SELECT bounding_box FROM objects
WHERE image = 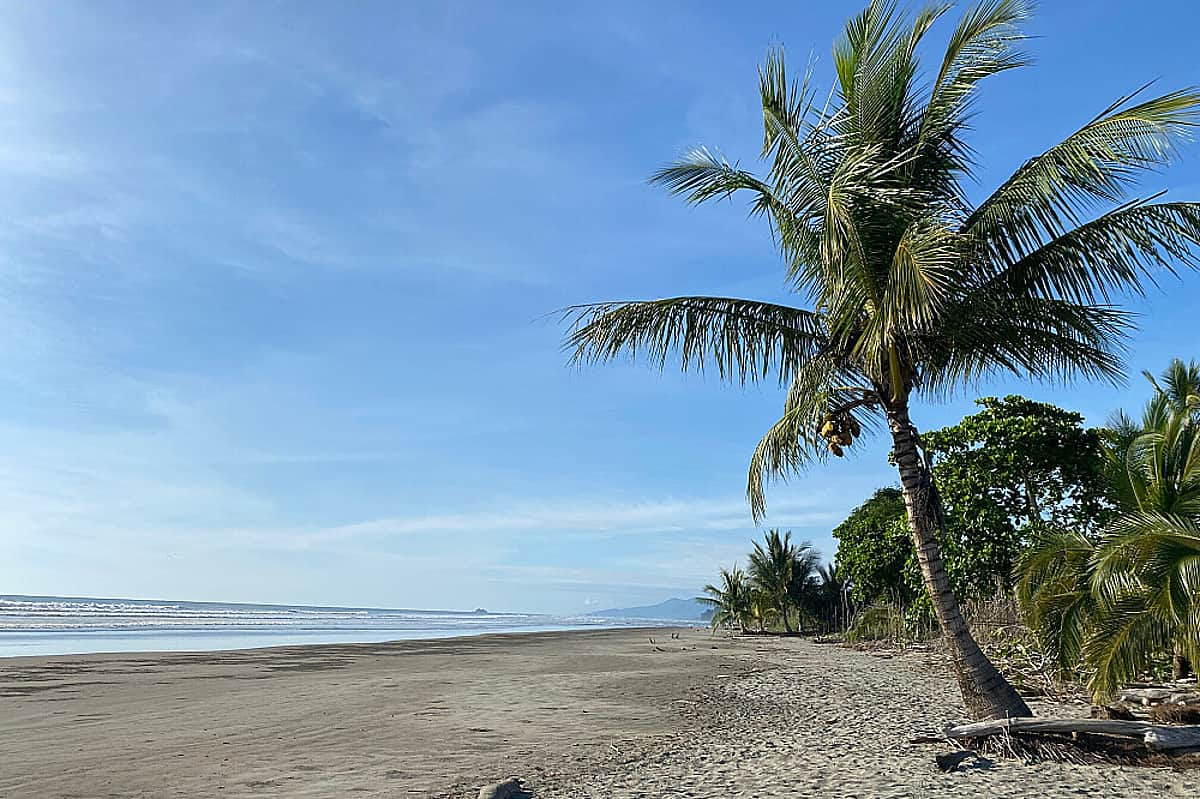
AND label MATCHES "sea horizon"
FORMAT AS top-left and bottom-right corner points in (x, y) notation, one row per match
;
(0, 593), (663, 658)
